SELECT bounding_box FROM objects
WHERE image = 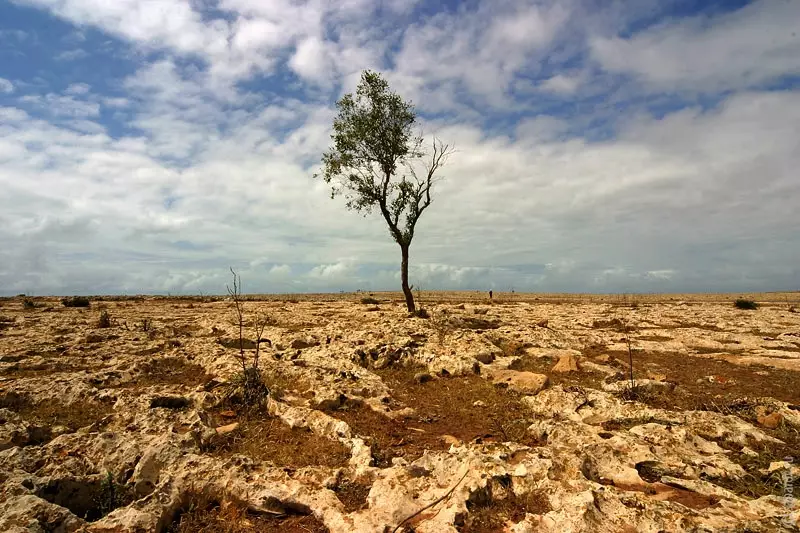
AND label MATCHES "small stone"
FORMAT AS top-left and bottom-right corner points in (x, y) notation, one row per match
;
(757, 411), (783, 429)
(441, 435), (460, 446)
(291, 337), (319, 350)
(490, 370), (549, 395)
(215, 422), (239, 435)
(474, 352), (495, 364)
(414, 372), (433, 384)
(473, 401), (486, 407)
(551, 354), (578, 373)
(536, 319), (549, 328)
